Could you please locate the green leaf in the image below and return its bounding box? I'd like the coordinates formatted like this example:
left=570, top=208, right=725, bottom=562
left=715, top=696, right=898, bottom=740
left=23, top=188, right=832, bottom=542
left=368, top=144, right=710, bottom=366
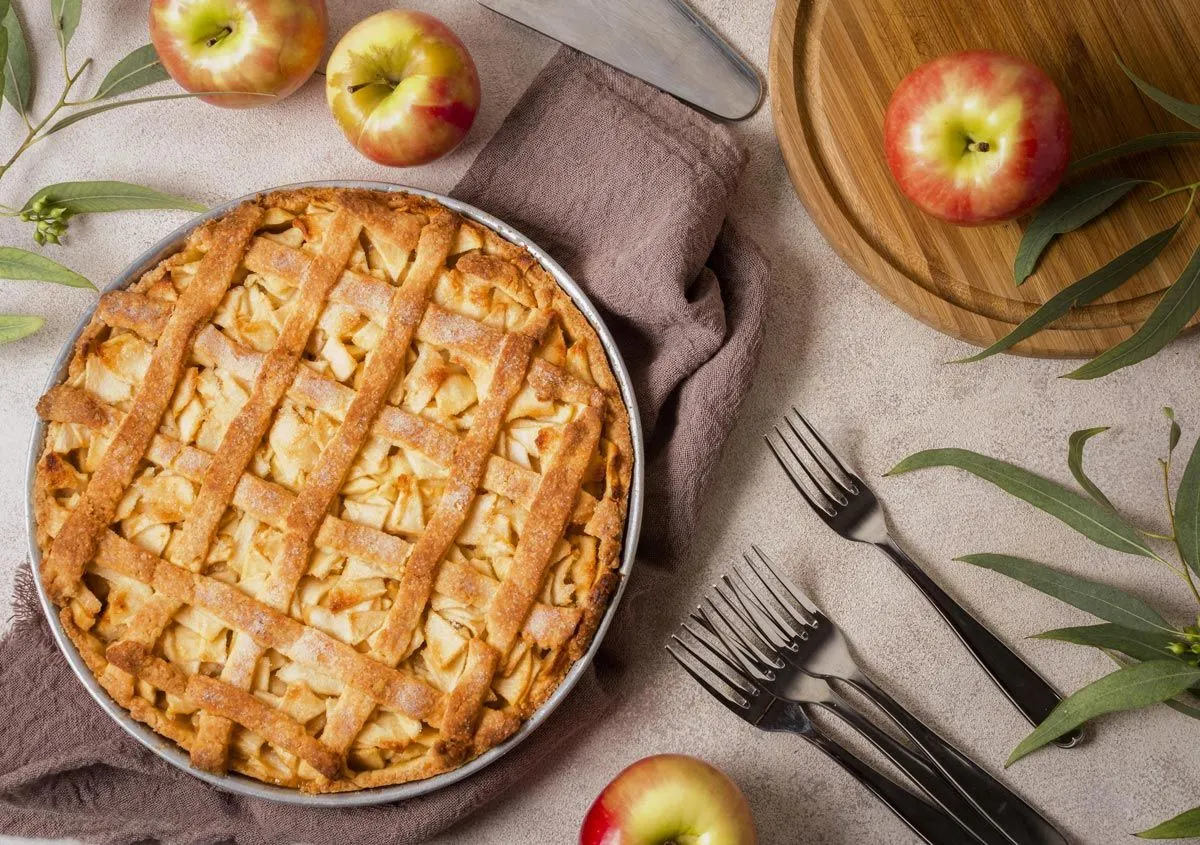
left=1165, top=407, right=1182, bottom=459
left=1165, top=694, right=1200, bottom=722
left=22, top=181, right=204, bottom=216
left=0, top=21, right=9, bottom=111
left=957, top=554, right=1172, bottom=631
left=1138, top=805, right=1200, bottom=839
left=3, top=3, right=33, bottom=115
left=958, top=222, right=1180, bottom=361
left=1070, top=131, right=1200, bottom=173
left=1033, top=623, right=1178, bottom=663
left=0, top=313, right=42, bottom=343
left=887, top=449, right=1156, bottom=558
left=92, top=44, right=169, bottom=100
left=50, top=0, right=80, bottom=48
left=1118, top=56, right=1200, bottom=129
left=0, top=247, right=92, bottom=288
left=1007, top=660, right=1200, bottom=765
left=1013, top=178, right=1146, bottom=284
left=1067, top=427, right=1116, bottom=510
left=1066, top=240, right=1200, bottom=380
left=47, top=90, right=271, bottom=134
left=1177, top=427, right=1200, bottom=575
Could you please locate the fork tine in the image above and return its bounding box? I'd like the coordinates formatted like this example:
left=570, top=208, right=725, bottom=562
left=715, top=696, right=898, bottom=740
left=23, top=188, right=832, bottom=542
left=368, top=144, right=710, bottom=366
left=667, top=640, right=750, bottom=712
left=722, top=575, right=795, bottom=649
left=702, top=595, right=779, bottom=670
left=772, top=424, right=847, bottom=506
left=671, top=632, right=756, bottom=700
left=713, top=579, right=780, bottom=650
left=688, top=610, right=775, bottom=683
left=738, top=552, right=808, bottom=633
left=790, top=409, right=861, bottom=493
left=782, top=415, right=854, bottom=501
left=745, top=545, right=816, bottom=626
left=765, top=430, right=837, bottom=516
left=681, top=616, right=765, bottom=682
left=748, top=546, right=823, bottom=619
left=729, top=569, right=799, bottom=642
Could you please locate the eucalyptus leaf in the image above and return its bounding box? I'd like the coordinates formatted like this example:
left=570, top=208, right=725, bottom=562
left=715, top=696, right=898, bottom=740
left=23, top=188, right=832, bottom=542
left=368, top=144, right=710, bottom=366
left=1033, top=623, right=1178, bottom=663
left=50, top=0, right=80, bottom=48
left=93, top=44, right=168, bottom=100
left=1066, top=240, right=1200, bottom=380
left=3, top=3, right=33, bottom=115
left=1070, top=131, right=1200, bottom=173
left=1165, top=692, right=1200, bottom=721
left=0, top=2, right=9, bottom=23
left=0, top=22, right=9, bottom=112
left=1007, top=659, right=1200, bottom=765
left=0, top=247, right=92, bottom=288
left=957, top=554, right=1172, bottom=631
left=1067, top=427, right=1117, bottom=510
left=958, top=222, right=1179, bottom=362
left=0, top=313, right=42, bottom=343
left=47, top=90, right=270, bottom=134
left=887, top=449, right=1156, bottom=557
left=1138, top=805, right=1200, bottom=839
left=1118, top=57, right=1200, bottom=129
left=22, top=181, right=204, bottom=215
left=1165, top=407, right=1182, bottom=458
left=1176, top=426, right=1200, bottom=575
left=1013, top=178, right=1146, bottom=284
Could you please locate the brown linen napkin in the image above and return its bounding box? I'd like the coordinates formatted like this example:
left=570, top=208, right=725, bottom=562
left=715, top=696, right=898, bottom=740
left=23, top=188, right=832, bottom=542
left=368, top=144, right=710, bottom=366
left=0, top=47, right=768, bottom=844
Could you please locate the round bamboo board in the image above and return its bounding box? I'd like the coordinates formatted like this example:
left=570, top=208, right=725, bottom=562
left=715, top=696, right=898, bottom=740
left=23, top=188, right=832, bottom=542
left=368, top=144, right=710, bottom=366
left=769, top=0, right=1200, bottom=357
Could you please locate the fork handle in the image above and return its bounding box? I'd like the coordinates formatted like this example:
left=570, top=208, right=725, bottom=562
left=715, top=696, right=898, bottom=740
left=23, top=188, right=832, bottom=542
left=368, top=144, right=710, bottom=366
left=877, top=538, right=1083, bottom=749
left=798, top=727, right=970, bottom=845
left=847, top=672, right=1069, bottom=845
left=819, top=700, right=1007, bottom=845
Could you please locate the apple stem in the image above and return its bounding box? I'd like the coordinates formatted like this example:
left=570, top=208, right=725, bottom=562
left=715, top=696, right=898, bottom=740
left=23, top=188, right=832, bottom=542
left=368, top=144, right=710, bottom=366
left=206, top=27, right=232, bottom=48
left=966, top=140, right=991, bottom=153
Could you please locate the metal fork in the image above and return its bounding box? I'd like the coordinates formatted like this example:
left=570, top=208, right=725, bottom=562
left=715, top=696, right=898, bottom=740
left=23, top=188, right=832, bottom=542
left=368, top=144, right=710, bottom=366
left=688, top=596, right=1002, bottom=845
left=766, top=409, right=1082, bottom=749
left=694, top=582, right=1009, bottom=845
left=667, top=630, right=971, bottom=845
left=735, top=546, right=1069, bottom=845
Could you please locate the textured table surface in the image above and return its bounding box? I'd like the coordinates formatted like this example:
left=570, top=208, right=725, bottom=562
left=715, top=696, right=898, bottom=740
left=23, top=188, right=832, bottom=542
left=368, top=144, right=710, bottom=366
left=2, top=2, right=1198, bottom=843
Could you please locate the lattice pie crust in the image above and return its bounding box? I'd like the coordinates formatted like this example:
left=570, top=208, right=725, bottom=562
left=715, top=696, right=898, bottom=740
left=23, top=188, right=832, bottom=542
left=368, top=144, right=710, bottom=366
left=33, top=188, right=631, bottom=792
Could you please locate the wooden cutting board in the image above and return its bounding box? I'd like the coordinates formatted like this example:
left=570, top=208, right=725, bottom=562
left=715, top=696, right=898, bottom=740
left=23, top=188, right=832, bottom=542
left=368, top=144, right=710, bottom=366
left=769, top=0, right=1200, bottom=357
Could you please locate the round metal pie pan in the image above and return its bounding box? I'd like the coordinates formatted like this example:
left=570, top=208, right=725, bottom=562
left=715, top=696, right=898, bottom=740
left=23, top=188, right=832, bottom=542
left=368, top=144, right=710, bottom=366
left=24, top=181, right=644, bottom=806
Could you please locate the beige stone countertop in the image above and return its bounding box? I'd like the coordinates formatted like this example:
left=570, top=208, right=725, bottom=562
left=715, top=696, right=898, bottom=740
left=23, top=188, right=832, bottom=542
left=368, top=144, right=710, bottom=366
left=1, top=1, right=1198, bottom=843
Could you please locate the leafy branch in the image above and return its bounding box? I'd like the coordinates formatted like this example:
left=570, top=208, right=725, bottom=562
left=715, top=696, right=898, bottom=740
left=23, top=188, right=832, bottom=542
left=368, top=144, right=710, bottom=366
left=958, top=58, right=1200, bottom=378
left=888, top=409, right=1200, bottom=838
left=0, top=1, right=250, bottom=345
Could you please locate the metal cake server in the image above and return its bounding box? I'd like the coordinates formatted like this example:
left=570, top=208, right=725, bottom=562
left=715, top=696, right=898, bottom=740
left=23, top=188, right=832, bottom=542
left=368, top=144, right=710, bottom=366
left=476, top=0, right=763, bottom=120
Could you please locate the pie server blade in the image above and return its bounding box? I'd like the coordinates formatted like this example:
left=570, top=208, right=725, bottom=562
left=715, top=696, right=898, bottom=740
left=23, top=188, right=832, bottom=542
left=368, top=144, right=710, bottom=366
left=476, top=0, right=762, bottom=121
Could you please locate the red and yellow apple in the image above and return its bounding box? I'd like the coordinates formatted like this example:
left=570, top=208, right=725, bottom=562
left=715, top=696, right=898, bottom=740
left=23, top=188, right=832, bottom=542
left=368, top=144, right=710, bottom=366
left=325, top=10, right=481, bottom=168
left=149, top=0, right=327, bottom=108
left=883, top=50, right=1071, bottom=225
left=580, top=755, right=756, bottom=845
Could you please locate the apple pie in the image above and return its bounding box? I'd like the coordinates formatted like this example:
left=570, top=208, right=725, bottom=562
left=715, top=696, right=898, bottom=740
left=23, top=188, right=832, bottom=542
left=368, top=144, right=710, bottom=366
left=32, top=187, right=632, bottom=792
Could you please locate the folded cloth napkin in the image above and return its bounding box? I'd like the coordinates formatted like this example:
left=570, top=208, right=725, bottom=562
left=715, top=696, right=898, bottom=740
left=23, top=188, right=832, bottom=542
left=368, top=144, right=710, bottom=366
left=0, top=47, right=768, bottom=844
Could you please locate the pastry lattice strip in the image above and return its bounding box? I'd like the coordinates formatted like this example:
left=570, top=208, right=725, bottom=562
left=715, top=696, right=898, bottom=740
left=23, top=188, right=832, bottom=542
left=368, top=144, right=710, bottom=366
left=37, top=385, right=583, bottom=649
left=102, top=233, right=609, bottom=407
left=107, top=209, right=368, bottom=705
left=41, top=206, right=264, bottom=612
left=94, top=291, right=603, bottom=527
left=318, top=326, right=546, bottom=763
left=188, top=204, right=461, bottom=772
